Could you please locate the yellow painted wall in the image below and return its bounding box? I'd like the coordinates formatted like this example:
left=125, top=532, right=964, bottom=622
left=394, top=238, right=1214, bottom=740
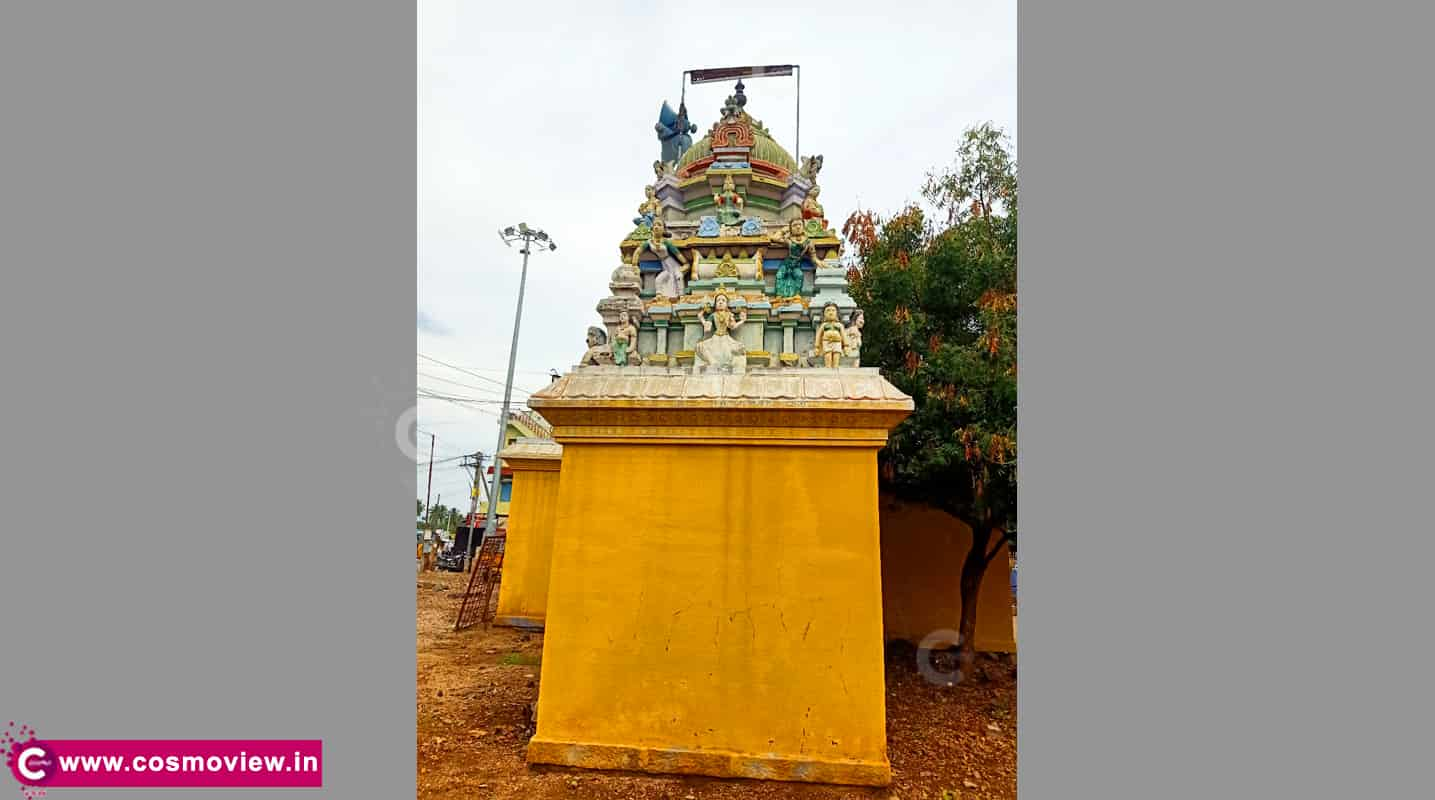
left=528, top=442, right=892, bottom=786
left=878, top=497, right=1016, bottom=653
left=493, top=464, right=561, bottom=629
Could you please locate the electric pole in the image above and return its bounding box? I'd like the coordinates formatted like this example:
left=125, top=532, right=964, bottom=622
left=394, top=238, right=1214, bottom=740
left=482, top=223, right=557, bottom=547
left=461, top=451, right=486, bottom=568
left=423, top=433, right=435, bottom=524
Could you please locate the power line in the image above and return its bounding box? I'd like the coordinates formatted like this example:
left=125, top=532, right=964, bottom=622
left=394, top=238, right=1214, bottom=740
left=419, top=390, right=502, bottom=407
left=417, top=353, right=541, bottom=395
left=429, top=446, right=475, bottom=460
left=418, top=388, right=525, bottom=405
left=419, top=388, right=547, bottom=409
left=408, top=430, right=472, bottom=459
left=416, top=453, right=468, bottom=467
left=418, top=389, right=502, bottom=403
left=420, top=363, right=558, bottom=378
left=418, top=386, right=500, bottom=401
left=418, top=393, right=502, bottom=419
left=418, top=371, right=512, bottom=396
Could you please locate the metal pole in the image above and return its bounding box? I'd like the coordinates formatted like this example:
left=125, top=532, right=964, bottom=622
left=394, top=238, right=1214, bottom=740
left=462, top=451, right=483, bottom=567
left=469, top=456, right=491, bottom=571
left=795, top=65, right=801, bottom=167
left=481, top=238, right=533, bottom=546
left=428, top=493, right=439, bottom=570
left=423, top=433, right=434, bottom=523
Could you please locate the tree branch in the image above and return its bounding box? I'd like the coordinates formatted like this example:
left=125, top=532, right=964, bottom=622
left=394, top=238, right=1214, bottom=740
left=982, top=529, right=1013, bottom=567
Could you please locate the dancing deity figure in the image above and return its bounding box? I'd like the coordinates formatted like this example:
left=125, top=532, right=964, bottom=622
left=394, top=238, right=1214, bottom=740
left=800, top=154, right=824, bottom=182
left=695, top=290, right=748, bottom=372
left=611, top=309, right=639, bottom=366
left=713, top=175, right=744, bottom=226
left=816, top=302, right=846, bottom=369
left=774, top=219, right=818, bottom=298
left=634, top=219, right=690, bottom=301
left=632, top=185, right=660, bottom=228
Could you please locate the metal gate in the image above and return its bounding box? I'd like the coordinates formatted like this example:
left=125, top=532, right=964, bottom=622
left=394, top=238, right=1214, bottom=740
left=454, top=533, right=505, bottom=631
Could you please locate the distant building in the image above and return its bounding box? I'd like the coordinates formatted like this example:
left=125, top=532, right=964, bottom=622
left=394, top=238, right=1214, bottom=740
left=475, top=410, right=551, bottom=519
left=454, top=514, right=505, bottom=557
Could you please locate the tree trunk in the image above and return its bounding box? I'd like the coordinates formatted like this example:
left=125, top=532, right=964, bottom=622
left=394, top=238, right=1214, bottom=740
left=956, top=521, right=995, bottom=682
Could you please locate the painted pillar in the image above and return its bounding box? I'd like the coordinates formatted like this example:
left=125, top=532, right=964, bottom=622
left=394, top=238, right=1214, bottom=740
left=648, top=306, right=674, bottom=365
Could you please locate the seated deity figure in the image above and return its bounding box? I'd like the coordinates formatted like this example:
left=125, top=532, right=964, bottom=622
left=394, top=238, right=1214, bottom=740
left=633, top=219, right=690, bottom=301
left=611, top=309, right=639, bottom=366
left=632, top=185, right=660, bottom=228
left=773, top=218, right=818, bottom=299
left=801, top=184, right=826, bottom=225
left=816, top=302, right=846, bottom=369
left=713, top=174, right=744, bottom=226
left=579, top=326, right=615, bottom=366
left=695, top=290, right=748, bottom=373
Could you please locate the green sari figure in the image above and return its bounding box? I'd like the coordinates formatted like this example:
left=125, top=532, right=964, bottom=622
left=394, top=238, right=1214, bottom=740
left=774, top=219, right=815, bottom=298
left=611, top=309, right=638, bottom=366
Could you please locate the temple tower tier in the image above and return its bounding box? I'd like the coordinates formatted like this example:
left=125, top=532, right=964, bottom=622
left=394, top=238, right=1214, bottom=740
left=596, top=83, right=861, bottom=373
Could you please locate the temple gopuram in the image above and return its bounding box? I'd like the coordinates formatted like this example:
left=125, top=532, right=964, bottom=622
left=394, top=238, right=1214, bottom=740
left=487, top=77, right=1010, bottom=788
left=588, top=80, right=859, bottom=371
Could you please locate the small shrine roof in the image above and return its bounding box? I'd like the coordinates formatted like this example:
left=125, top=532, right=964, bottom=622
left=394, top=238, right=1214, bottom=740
left=498, top=437, right=562, bottom=460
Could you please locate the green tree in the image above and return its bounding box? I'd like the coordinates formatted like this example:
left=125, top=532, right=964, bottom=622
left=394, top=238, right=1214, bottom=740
left=417, top=498, right=424, bottom=518
left=421, top=503, right=452, bottom=532
left=843, top=123, right=1017, bottom=679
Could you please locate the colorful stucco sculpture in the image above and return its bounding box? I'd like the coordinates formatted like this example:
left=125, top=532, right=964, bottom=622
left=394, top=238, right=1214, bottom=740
left=655, top=100, right=696, bottom=165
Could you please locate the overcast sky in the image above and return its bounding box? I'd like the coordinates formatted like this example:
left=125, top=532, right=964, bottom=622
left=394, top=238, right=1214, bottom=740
left=416, top=0, right=1016, bottom=510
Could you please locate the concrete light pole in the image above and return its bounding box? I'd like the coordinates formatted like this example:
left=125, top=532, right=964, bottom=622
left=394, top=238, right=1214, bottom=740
left=481, top=222, right=556, bottom=549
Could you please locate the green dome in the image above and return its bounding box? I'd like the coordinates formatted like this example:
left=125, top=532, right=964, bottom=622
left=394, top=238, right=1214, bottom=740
left=677, top=125, right=796, bottom=173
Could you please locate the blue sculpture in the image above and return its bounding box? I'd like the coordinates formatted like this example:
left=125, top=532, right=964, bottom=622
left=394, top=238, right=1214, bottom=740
left=740, top=217, right=762, bottom=236
left=656, top=101, right=697, bottom=164
left=697, top=216, right=720, bottom=237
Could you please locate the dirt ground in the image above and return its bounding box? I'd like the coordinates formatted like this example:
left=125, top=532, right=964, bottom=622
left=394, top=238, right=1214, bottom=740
left=418, top=571, right=1016, bottom=800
